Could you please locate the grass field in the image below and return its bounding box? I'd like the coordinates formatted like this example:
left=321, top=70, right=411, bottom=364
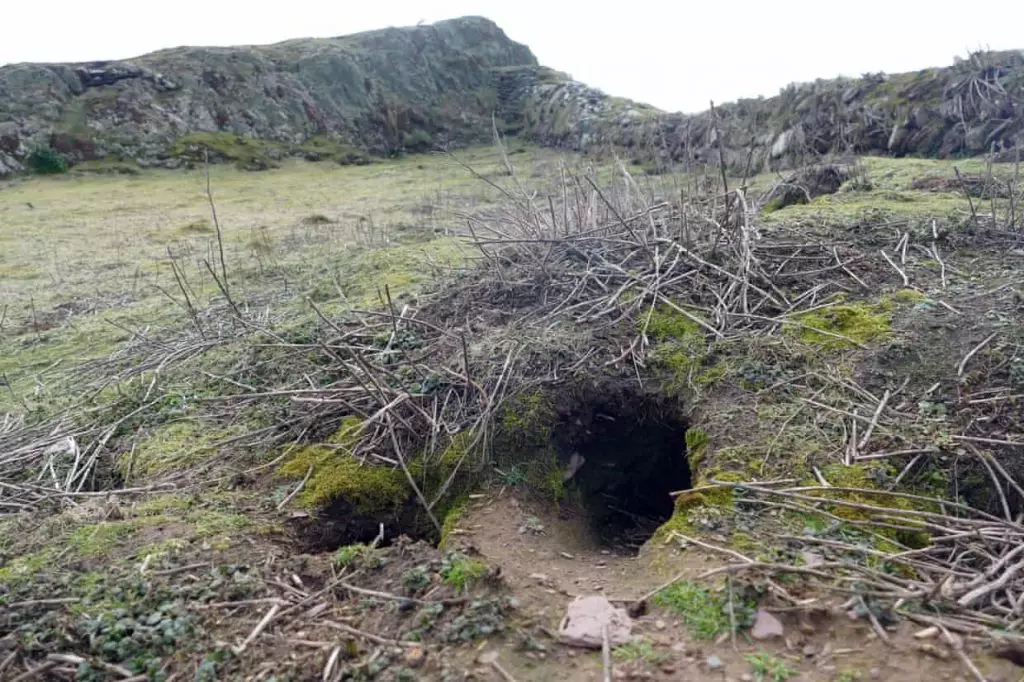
left=1, top=147, right=1015, bottom=415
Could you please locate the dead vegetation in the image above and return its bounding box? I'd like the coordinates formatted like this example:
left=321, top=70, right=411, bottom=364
left=2, top=139, right=1024, bottom=678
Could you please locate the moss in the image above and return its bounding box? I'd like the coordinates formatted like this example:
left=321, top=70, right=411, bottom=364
left=68, top=520, right=151, bottom=558
left=790, top=298, right=892, bottom=349
left=169, top=132, right=286, bottom=168
left=645, top=305, right=704, bottom=342
left=0, top=550, right=53, bottom=587
left=121, top=420, right=247, bottom=480
left=888, top=288, right=929, bottom=305
left=279, top=419, right=410, bottom=511
left=643, top=305, right=726, bottom=394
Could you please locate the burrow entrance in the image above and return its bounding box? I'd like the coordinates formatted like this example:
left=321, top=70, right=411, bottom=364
left=291, top=383, right=691, bottom=555
left=551, top=383, right=691, bottom=553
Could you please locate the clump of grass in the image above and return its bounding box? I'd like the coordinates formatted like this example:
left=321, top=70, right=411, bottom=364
left=302, top=214, right=332, bottom=225
left=613, top=638, right=669, bottom=664
left=334, top=543, right=370, bottom=567
left=746, top=652, right=798, bottom=682
left=440, top=552, right=487, bottom=592
left=652, top=580, right=730, bottom=639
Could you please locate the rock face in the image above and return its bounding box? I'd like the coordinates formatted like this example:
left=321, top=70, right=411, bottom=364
left=0, top=17, right=1021, bottom=177
left=499, top=50, right=1024, bottom=172
left=0, top=16, right=536, bottom=173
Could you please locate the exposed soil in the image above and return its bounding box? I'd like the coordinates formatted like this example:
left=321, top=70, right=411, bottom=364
left=445, top=491, right=1024, bottom=682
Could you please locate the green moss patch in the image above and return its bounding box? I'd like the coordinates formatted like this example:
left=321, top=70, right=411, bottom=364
left=790, top=299, right=892, bottom=349
left=280, top=446, right=410, bottom=510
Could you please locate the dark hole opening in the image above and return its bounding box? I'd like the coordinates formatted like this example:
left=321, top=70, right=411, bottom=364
left=552, top=384, right=691, bottom=553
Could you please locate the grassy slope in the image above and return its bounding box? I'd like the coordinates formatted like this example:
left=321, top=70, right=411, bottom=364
left=2, top=149, right=1023, bottom=678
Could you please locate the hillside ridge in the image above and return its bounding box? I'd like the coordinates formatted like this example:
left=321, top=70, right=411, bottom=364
left=1, top=18, right=1022, bottom=176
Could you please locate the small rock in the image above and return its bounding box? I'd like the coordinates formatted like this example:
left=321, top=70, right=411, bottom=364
left=914, top=626, right=939, bottom=639
left=741, top=674, right=754, bottom=682
left=801, top=643, right=818, bottom=657
left=706, top=654, right=724, bottom=670
left=560, top=552, right=575, bottom=559
left=671, top=642, right=687, bottom=653
left=558, top=595, right=632, bottom=649
left=405, top=645, right=426, bottom=668
left=869, top=669, right=882, bottom=679
left=660, top=663, right=677, bottom=674
left=751, top=608, right=785, bottom=640
left=655, top=619, right=667, bottom=630
left=529, top=573, right=550, bottom=584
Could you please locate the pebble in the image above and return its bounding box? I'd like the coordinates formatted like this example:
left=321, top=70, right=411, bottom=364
left=706, top=654, right=724, bottom=670
left=560, top=552, right=574, bottom=559
left=404, top=646, right=426, bottom=668
left=655, top=619, right=667, bottom=630
left=741, top=674, right=753, bottom=682
left=802, top=643, right=818, bottom=657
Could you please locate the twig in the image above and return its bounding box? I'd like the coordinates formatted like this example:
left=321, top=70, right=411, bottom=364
left=958, top=332, right=998, bottom=376
left=233, top=603, right=281, bottom=654
left=880, top=249, right=909, bottom=286
left=277, top=465, right=313, bottom=510
left=601, top=624, right=613, bottom=682
left=323, top=620, right=421, bottom=647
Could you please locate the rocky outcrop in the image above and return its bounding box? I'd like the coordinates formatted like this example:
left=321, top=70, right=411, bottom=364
left=499, top=49, right=1024, bottom=172
left=0, top=16, right=536, bottom=174
left=0, top=17, right=1021, bottom=177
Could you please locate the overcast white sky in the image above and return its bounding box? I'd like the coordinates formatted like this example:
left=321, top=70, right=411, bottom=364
left=2, top=1, right=1022, bottom=113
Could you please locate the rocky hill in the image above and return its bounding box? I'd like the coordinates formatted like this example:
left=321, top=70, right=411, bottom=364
left=1, top=17, right=1022, bottom=177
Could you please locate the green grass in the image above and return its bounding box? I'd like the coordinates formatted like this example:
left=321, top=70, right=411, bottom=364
left=440, top=552, right=487, bottom=592
left=746, top=653, right=798, bottom=682
left=651, top=580, right=731, bottom=639
left=613, top=638, right=669, bottom=664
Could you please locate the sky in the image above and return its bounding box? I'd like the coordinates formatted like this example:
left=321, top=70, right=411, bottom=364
left=2, top=1, right=1022, bottom=114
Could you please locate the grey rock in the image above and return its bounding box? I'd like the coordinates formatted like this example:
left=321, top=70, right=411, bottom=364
left=751, top=608, right=785, bottom=640
left=706, top=654, right=724, bottom=669
left=557, top=595, right=632, bottom=649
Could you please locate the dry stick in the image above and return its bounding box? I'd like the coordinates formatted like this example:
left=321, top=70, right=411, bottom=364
left=958, top=332, right=998, bottom=377
left=202, top=258, right=242, bottom=319
left=859, top=595, right=892, bottom=645
left=880, top=249, right=909, bottom=286
left=323, top=620, right=420, bottom=647
left=9, top=661, right=59, bottom=682
left=204, top=148, right=230, bottom=295
left=277, top=464, right=313, bottom=511
left=709, top=100, right=731, bottom=229
left=233, top=603, right=281, bottom=654
left=323, top=645, right=342, bottom=682
left=936, top=622, right=987, bottom=682
left=858, top=389, right=891, bottom=450
left=387, top=420, right=441, bottom=534
left=954, top=167, right=979, bottom=223
left=336, top=581, right=466, bottom=606
left=601, top=625, right=613, bottom=682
